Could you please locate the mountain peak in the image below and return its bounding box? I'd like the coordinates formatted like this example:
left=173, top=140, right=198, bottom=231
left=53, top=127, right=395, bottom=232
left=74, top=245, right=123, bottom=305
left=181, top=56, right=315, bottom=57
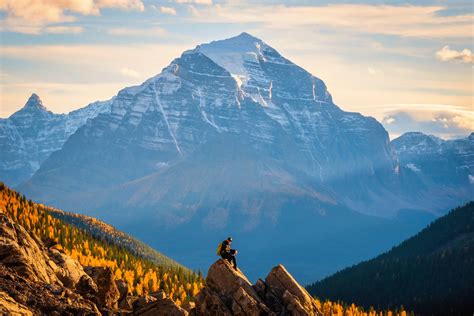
left=396, top=132, right=443, bottom=143
left=196, top=32, right=276, bottom=85
left=234, top=31, right=262, bottom=41
left=23, top=93, right=48, bottom=112
left=198, top=32, right=264, bottom=53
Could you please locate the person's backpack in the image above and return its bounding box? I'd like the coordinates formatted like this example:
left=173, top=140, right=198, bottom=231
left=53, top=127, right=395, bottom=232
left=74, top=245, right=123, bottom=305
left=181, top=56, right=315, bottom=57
left=216, top=243, right=222, bottom=256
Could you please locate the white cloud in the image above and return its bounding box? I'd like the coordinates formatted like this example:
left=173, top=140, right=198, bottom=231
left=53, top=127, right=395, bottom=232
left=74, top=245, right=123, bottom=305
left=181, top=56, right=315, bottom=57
left=121, top=67, right=140, bottom=78
left=186, top=4, right=472, bottom=38
left=379, top=104, right=474, bottom=139
left=0, top=0, right=144, bottom=34
left=159, top=6, right=177, bottom=15
left=45, top=26, right=84, bottom=34
left=436, top=46, right=473, bottom=64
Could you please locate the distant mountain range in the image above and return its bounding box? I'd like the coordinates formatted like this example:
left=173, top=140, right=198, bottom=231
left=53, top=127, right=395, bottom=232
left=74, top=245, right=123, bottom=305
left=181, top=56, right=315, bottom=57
left=393, top=132, right=474, bottom=195
left=0, top=93, right=112, bottom=186
left=307, top=201, right=474, bottom=315
left=1, top=33, right=472, bottom=282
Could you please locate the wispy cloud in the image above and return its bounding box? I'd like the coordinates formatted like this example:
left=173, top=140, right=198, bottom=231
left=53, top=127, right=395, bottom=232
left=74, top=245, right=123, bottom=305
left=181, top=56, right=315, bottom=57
left=188, top=4, right=472, bottom=38
left=436, top=46, right=473, bottom=64
left=121, top=67, right=140, bottom=78
left=379, top=104, right=474, bottom=139
left=175, top=0, right=212, bottom=5
left=45, top=26, right=84, bottom=34
left=159, top=6, right=177, bottom=15
left=0, top=0, right=144, bottom=34
left=107, top=27, right=167, bottom=37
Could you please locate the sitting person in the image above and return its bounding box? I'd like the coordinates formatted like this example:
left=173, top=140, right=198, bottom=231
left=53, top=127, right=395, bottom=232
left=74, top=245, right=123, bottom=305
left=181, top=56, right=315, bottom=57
left=220, top=237, right=238, bottom=270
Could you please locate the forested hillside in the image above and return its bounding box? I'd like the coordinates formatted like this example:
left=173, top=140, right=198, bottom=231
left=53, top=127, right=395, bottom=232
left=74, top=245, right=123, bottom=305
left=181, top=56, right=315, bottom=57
left=47, top=207, right=182, bottom=269
left=307, top=202, right=474, bottom=315
left=0, top=182, right=203, bottom=306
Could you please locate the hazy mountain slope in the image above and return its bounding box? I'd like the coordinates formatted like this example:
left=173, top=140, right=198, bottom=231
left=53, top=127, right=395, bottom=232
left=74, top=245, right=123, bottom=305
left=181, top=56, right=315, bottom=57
left=307, top=201, right=474, bottom=315
left=0, top=94, right=112, bottom=186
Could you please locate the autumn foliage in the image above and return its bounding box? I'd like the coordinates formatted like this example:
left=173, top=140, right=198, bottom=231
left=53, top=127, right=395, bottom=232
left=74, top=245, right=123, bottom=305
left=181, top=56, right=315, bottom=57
left=314, top=299, right=411, bottom=316
left=0, top=182, right=203, bottom=306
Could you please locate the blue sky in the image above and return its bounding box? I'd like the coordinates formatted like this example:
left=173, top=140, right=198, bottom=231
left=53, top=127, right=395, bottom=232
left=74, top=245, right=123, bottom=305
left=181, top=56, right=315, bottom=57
left=0, top=0, right=472, bottom=139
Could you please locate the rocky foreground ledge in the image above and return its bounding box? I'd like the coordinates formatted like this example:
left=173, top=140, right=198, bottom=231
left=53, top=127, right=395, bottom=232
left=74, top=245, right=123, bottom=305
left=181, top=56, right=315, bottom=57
left=193, top=259, right=322, bottom=316
left=0, top=212, right=321, bottom=315
left=0, top=213, right=187, bottom=315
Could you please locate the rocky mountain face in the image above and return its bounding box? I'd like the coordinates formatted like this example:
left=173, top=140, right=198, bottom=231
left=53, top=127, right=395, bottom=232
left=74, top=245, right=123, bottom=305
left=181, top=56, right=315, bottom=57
left=14, top=33, right=472, bottom=281
left=0, top=212, right=188, bottom=315
left=393, top=131, right=474, bottom=185
left=392, top=132, right=474, bottom=210
left=20, top=32, right=399, bottom=214
left=0, top=93, right=111, bottom=186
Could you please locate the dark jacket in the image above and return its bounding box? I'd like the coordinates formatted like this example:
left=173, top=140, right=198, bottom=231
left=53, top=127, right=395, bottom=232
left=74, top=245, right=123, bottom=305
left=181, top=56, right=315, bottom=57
left=220, top=240, right=232, bottom=256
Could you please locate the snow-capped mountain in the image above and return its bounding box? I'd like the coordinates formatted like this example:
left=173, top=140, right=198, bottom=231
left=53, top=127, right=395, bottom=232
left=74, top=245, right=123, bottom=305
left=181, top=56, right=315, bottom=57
left=393, top=132, right=474, bottom=189
left=0, top=94, right=112, bottom=186
left=16, top=33, right=472, bottom=281
left=21, top=33, right=399, bottom=209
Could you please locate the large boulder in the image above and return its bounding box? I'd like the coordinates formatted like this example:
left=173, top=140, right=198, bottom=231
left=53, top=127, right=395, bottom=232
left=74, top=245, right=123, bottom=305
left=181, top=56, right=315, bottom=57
left=49, top=247, right=95, bottom=289
left=84, top=266, right=120, bottom=311
left=265, top=265, right=322, bottom=316
left=193, top=259, right=323, bottom=316
left=194, top=259, right=273, bottom=316
left=133, top=294, right=157, bottom=310
left=135, top=296, right=189, bottom=316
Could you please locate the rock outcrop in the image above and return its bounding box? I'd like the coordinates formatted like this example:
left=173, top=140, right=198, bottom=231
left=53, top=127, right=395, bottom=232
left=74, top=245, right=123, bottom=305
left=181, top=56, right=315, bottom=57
left=0, top=213, right=185, bottom=315
left=0, top=212, right=58, bottom=284
left=84, top=266, right=120, bottom=311
left=135, top=295, right=189, bottom=316
left=193, top=259, right=322, bottom=316
left=0, top=213, right=101, bottom=314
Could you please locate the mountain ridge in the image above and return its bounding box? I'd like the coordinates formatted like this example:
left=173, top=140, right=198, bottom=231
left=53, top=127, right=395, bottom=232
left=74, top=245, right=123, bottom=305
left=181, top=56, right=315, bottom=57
left=0, top=94, right=112, bottom=186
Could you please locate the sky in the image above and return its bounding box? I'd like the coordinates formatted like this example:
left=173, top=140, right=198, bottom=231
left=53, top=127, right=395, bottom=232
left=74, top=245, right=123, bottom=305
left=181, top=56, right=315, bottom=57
left=0, top=0, right=472, bottom=139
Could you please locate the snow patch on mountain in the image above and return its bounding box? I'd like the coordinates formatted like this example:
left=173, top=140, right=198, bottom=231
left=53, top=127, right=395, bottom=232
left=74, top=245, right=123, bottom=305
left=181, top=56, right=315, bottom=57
left=406, top=163, right=421, bottom=172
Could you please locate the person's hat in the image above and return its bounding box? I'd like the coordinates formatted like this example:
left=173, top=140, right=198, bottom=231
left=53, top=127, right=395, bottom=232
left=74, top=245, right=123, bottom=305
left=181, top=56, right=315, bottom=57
left=227, top=237, right=233, bottom=241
